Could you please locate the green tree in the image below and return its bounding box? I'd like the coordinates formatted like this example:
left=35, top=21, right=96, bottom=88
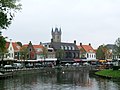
left=20, top=46, right=28, bottom=60
left=17, top=41, right=22, bottom=47
left=20, top=46, right=28, bottom=67
left=42, top=47, right=48, bottom=61
left=0, top=0, right=21, bottom=29
left=96, top=45, right=109, bottom=60
left=0, top=34, right=7, bottom=67
left=56, top=49, right=65, bottom=65
left=114, top=38, right=120, bottom=56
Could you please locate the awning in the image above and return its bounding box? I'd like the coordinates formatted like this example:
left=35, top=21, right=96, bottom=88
left=74, top=59, right=81, bottom=62
left=61, top=59, right=74, bottom=62
left=99, top=60, right=107, bottom=62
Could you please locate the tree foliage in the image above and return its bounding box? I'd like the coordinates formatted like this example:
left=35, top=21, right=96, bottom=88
left=20, top=46, right=28, bottom=60
left=96, top=45, right=109, bottom=60
left=113, top=38, right=120, bottom=56
left=56, top=49, right=65, bottom=59
left=0, top=36, right=6, bottom=53
left=0, top=35, right=7, bottom=67
left=42, top=46, right=48, bottom=59
left=114, top=38, right=120, bottom=55
left=17, top=41, right=22, bottom=47
left=0, top=0, right=21, bottom=29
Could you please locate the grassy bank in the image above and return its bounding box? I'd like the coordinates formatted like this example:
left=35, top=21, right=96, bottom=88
left=95, top=70, right=120, bottom=78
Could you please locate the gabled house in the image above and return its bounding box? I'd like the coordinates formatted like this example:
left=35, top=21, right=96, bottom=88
left=22, top=41, right=44, bottom=60
left=106, top=44, right=119, bottom=60
left=33, top=45, right=44, bottom=60
left=3, top=40, right=21, bottom=61
left=77, top=43, right=96, bottom=61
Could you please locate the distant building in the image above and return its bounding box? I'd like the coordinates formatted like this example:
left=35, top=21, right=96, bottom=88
left=51, top=27, right=61, bottom=42
left=6, top=40, right=21, bottom=60
left=22, top=41, right=57, bottom=62
left=0, top=39, right=21, bottom=66
left=77, top=43, right=96, bottom=61
left=22, top=41, right=44, bottom=60
left=106, top=44, right=120, bottom=60
left=43, top=27, right=80, bottom=63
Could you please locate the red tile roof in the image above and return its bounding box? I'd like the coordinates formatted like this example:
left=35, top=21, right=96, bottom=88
left=12, top=42, right=21, bottom=51
left=6, top=42, right=10, bottom=49
left=22, top=44, right=29, bottom=47
left=33, top=45, right=44, bottom=54
left=82, top=45, right=95, bottom=53
left=6, top=42, right=21, bottom=52
left=22, top=44, right=44, bottom=54
left=77, top=45, right=95, bottom=53
left=77, top=45, right=82, bottom=49
left=33, top=45, right=43, bottom=49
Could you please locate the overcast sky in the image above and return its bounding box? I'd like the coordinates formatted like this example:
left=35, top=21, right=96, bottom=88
left=2, top=0, right=120, bottom=49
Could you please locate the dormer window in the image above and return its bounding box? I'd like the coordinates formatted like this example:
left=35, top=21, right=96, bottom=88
left=65, top=46, right=67, bottom=50
left=72, top=46, right=75, bottom=50
left=68, top=46, right=71, bottom=50
left=29, top=48, right=31, bottom=51
left=10, top=47, right=12, bottom=50
left=90, top=50, right=93, bottom=52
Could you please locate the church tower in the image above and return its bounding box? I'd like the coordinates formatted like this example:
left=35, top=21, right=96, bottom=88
left=51, top=27, right=61, bottom=42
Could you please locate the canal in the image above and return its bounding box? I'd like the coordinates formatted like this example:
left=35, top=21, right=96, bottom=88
left=0, top=70, right=120, bottom=90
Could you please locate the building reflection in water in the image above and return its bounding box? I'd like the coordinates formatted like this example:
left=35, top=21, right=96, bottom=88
left=0, top=70, right=120, bottom=90
left=56, top=70, right=92, bottom=87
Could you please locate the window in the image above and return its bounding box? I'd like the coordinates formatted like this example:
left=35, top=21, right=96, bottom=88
left=57, top=36, right=59, bottom=39
left=72, top=46, right=75, bottom=50
left=45, top=45, right=47, bottom=47
left=29, top=48, right=31, bottom=51
left=37, top=48, right=42, bottom=52
left=65, top=46, right=67, bottom=50
left=10, top=47, right=12, bottom=50
left=87, top=53, right=89, bottom=58
left=68, top=46, right=71, bottom=50
left=94, top=55, right=96, bottom=58
left=61, top=46, right=64, bottom=50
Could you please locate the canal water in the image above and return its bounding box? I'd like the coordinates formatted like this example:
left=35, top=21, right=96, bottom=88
left=0, top=70, right=120, bottom=90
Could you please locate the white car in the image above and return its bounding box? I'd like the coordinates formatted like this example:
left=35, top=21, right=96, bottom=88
left=73, top=63, right=79, bottom=66
left=65, top=63, right=71, bottom=66
left=4, top=65, right=13, bottom=69
left=83, top=62, right=90, bottom=66
left=13, top=63, right=23, bottom=69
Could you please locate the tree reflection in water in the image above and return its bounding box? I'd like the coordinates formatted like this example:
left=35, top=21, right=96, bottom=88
left=0, top=70, right=120, bottom=90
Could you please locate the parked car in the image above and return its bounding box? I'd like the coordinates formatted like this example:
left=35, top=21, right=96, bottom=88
left=25, top=63, right=34, bottom=68
left=65, top=63, right=71, bottom=66
left=73, top=63, right=79, bottom=66
left=13, top=63, right=23, bottom=69
left=34, top=63, right=42, bottom=68
left=3, top=65, right=14, bottom=69
left=83, top=62, right=90, bottom=66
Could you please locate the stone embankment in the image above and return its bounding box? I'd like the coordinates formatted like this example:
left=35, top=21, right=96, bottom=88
left=0, top=65, right=97, bottom=79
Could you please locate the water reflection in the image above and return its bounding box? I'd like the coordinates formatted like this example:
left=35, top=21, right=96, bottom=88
left=0, top=70, right=120, bottom=90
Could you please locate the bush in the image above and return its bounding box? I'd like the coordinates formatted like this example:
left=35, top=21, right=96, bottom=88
left=113, top=66, right=120, bottom=70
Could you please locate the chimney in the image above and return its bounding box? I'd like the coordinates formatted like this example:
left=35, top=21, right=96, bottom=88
left=74, top=40, right=76, bottom=45
left=80, top=43, right=82, bottom=46
left=89, top=43, right=91, bottom=46
left=51, top=39, right=53, bottom=43
left=40, top=42, right=42, bottom=45
left=10, top=39, right=12, bottom=44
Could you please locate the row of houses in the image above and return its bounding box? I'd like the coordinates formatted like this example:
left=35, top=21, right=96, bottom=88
left=0, top=27, right=97, bottom=65
left=0, top=40, right=96, bottom=63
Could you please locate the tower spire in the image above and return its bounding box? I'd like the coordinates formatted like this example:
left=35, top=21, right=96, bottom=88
left=51, top=27, right=61, bottom=42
